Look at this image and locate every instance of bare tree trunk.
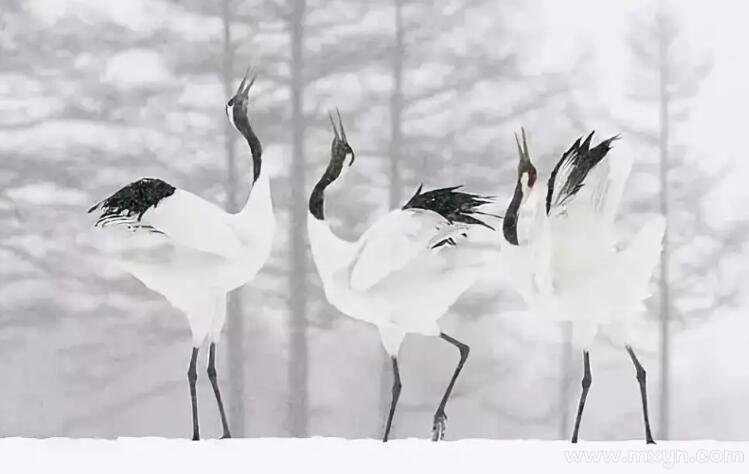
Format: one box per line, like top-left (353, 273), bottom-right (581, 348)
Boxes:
top-left (389, 0), bottom-right (404, 206)
top-left (287, 0), bottom-right (309, 438)
top-left (220, 0), bottom-right (246, 437)
top-left (657, 22), bottom-right (671, 441)
top-left (558, 322), bottom-right (572, 439)
top-left (378, 0), bottom-right (405, 438)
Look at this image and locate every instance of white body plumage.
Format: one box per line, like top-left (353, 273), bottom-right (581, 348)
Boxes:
top-left (500, 133), bottom-right (665, 348)
top-left (308, 208), bottom-right (490, 355)
top-left (307, 112), bottom-right (495, 442)
top-left (88, 70), bottom-right (271, 440)
top-left (109, 173), bottom-right (274, 345)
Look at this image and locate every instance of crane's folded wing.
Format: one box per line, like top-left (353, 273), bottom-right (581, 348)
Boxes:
top-left (348, 209), bottom-right (445, 292)
top-left (137, 189), bottom-right (245, 259)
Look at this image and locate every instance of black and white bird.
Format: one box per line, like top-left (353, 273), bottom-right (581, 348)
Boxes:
top-left (88, 70), bottom-right (274, 440)
top-left (500, 129), bottom-right (664, 444)
top-left (308, 111), bottom-right (495, 442)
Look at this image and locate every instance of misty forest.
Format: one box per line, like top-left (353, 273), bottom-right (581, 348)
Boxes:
top-left (0, 0), bottom-right (747, 442)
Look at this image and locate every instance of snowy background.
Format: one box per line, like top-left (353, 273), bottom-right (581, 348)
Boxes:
top-left (0, 0), bottom-right (747, 441)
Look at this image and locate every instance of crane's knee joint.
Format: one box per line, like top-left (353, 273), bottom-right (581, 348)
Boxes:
top-left (581, 373), bottom-right (592, 389)
top-left (207, 366), bottom-right (217, 379)
top-left (635, 366), bottom-right (646, 384)
top-left (187, 367), bottom-right (198, 383)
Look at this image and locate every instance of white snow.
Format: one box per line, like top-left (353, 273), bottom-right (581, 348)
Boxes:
top-left (0, 439), bottom-right (746, 473)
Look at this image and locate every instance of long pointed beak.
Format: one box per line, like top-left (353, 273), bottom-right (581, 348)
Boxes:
top-left (514, 127), bottom-right (530, 165)
top-left (514, 131), bottom-right (524, 162)
top-left (236, 67), bottom-right (256, 98)
top-left (329, 111), bottom-right (340, 140)
top-left (336, 107), bottom-right (347, 142)
top-left (243, 73), bottom-right (257, 96)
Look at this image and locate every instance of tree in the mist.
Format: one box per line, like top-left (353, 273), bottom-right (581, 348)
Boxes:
top-left (233, 0), bottom-right (387, 436)
top-left (0, 0), bottom-right (296, 436)
top-left (0, 3), bottom-right (191, 434)
top-left (625, 6), bottom-right (744, 439)
top-left (286, 0), bottom-right (309, 438)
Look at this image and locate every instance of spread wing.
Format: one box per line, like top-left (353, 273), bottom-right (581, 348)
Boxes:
top-left (89, 178), bottom-right (244, 258)
top-left (546, 132), bottom-right (619, 218)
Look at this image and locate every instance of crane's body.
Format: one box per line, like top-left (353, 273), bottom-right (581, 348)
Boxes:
top-left (502, 164), bottom-right (663, 347)
top-left (501, 129), bottom-right (663, 444)
top-left (308, 206), bottom-right (490, 353)
top-left (308, 112), bottom-right (495, 441)
top-left (88, 71), bottom-right (273, 440)
top-left (101, 176), bottom-right (274, 343)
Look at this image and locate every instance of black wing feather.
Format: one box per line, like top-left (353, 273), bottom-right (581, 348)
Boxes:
top-left (402, 184), bottom-right (496, 230)
top-left (546, 132), bottom-right (618, 215)
top-left (89, 178), bottom-right (176, 228)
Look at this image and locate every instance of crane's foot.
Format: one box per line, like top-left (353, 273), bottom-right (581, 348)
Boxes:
top-left (220, 431), bottom-right (232, 440)
top-left (192, 433), bottom-right (200, 441)
top-left (431, 410), bottom-right (447, 441)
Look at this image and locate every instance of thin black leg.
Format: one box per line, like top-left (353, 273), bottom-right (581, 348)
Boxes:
top-left (188, 347), bottom-right (200, 441)
top-left (207, 342), bottom-right (232, 439)
top-left (626, 346), bottom-right (656, 444)
top-left (432, 332), bottom-right (470, 441)
top-left (382, 357), bottom-right (402, 442)
top-left (571, 350), bottom-right (591, 443)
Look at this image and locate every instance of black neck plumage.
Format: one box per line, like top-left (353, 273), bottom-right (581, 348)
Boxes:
top-left (233, 107), bottom-right (262, 183)
top-left (309, 160), bottom-right (344, 221)
top-left (502, 180), bottom-right (523, 246)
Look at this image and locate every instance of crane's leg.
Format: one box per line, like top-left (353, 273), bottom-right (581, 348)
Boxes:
top-left (626, 345), bottom-right (656, 444)
top-left (431, 333), bottom-right (470, 441)
top-left (383, 356), bottom-right (402, 442)
top-left (188, 347), bottom-right (200, 441)
top-left (571, 350), bottom-right (591, 443)
top-left (207, 342), bottom-right (232, 439)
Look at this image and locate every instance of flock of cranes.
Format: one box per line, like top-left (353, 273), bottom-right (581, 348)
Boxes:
top-left (88, 69), bottom-right (665, 443)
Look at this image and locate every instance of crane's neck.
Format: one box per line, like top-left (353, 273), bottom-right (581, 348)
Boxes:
top-left (503, 180), bottom-right (523, 246)
top-left (307, 157), bottom-right (353, 279)
top-left (309, 157), bottom-right (345, 221)
top-left (233, 109), bottom-right (262, 185)
top-left (230, 107), bottom-right (272, 221)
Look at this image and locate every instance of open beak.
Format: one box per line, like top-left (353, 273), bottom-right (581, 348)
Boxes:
top-left (514, 127), bottom-right (530, 167)
top-left (329, 111), bottom-right (340, 140)
top-left (236, 67), bottom-right (257, 100)
top-left (336, 108), bottom-right (355, 166)
top-left (329, 108), bottom-right (355, 166)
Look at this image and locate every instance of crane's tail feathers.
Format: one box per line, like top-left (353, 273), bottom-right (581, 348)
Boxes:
top-left (402, 185), bottom-right (496, 230)
top-left (88, 178), bottom-right (176, 229)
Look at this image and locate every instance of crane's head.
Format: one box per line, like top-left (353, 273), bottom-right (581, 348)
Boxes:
top-left (329, 108), bottom-right (355, 171)
top-left (226, 68), bottom-right (256, 135)
top-left (503, 127), bottom-right (537, 246)
top-left (514, 127), bottom-right (537, 200)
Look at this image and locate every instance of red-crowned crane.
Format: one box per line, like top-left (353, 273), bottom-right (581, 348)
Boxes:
top-left (500, 129), bottom-right (664, 444)
top-left (307, 111), bottom-right (496, 442)
top-left (88, 70), bottom-right (274, 440)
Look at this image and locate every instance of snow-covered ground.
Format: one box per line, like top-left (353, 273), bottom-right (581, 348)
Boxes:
top-left (1, 438), bottom-right (746, 473)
